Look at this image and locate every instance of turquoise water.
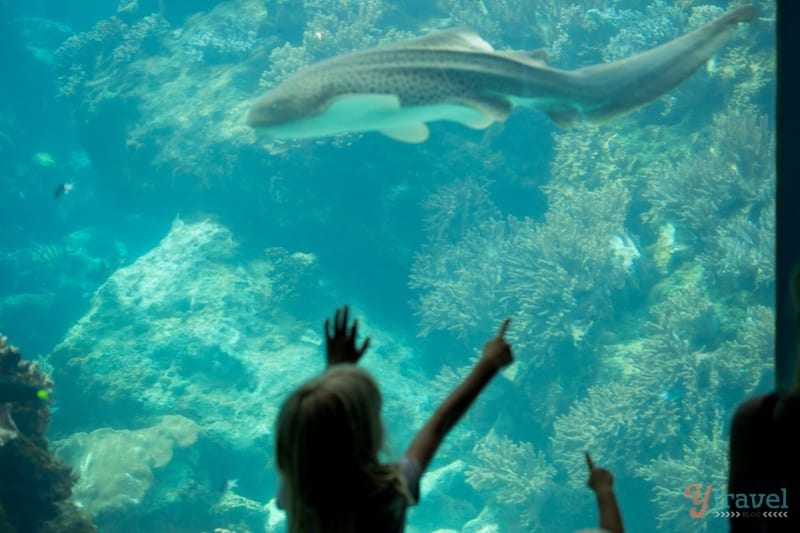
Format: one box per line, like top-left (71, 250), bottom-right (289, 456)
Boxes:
top-left (0, 1), bottom-right (776, 532)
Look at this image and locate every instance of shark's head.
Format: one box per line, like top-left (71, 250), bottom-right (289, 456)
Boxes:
top-left (246, 75), bottom-right (330, 132)
top-left (246, 65), bottom-right (396, 139)
top-left (246, 65), bottom-right (420, 140)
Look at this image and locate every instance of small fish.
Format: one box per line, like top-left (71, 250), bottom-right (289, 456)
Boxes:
top-left (0, 380), bottom-right (49, 403)
top-left (32, 151), bottom-right (56, 168)
top-left (53, 182), bottom-right (74, 198)
top-left (219, 478), bottom-right (239, 494)
top-left (31, 243), bottom-right (68, 263)
top-left (658, 386), bottom-right (683, 403)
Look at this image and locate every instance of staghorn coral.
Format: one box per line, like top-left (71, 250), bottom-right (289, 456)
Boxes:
top-left (551, 257), bottom-right (733, 489)
top-left (465, 430), bottom-right (554, 530)
top-left (504, 180), bottom-right (634, 359)
top-left (258, 0), bottom-right (402, 91)
top-left (420, 177), bottom-right (500, 246)
top-left (502, 256), bottom-right (577, 368)
top-left (636, 410), bottom-right (729, 531)
top-left (707, 304), bottom-right (774, 396)
top-left (551, 249), bottom-right (771, 526)
top-left (54, 15), bottom-right (170, 105)
top-left (699, 205), bottom-right (775, 290)
top-left (642, 104), bottom-right (775, 291)
top-left (600, 2), bottom-right (691, 62)
top-left (429, 362), bottom-right (475, 403)
top-left (708, 0), bottom-right (775, 109)
top-left (550, 381), bottom-right (654, 488)
top-left (411, 177), bottom-right (636, 363)
top-left (180, 1), bottom-right (266, 64)
top-left (646, 261), bottom-right (715, 343)
top-left (0, 335), bottom-right (95, 532)
top-left (301, 0), bottom-right (389, 59)
top-left (410, 217), bottom-right (515, 341)
top-left (53, 1), bottom-right (275, 209)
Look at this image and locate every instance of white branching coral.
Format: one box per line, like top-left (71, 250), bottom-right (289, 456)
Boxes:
top-left (636, 411), bottom-right (729, 531)
top-left (466, 430), bottom-right (554, 505)
top-left (550, 382), bottom-right (649, 488)
top-left (708, 304), bottom-right (774, 395)
top-left (411, 177), bottom-right (636, 364)
top-left (410, 217), bottom-right (514, 340)
top-left (420, 176), bottom-right (500, 245)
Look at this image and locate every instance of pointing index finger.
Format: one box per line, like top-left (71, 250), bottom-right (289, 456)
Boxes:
top-left (585, 451), bottom-right (594, 471)
top-left (496, 318), bottom-right (510, 338)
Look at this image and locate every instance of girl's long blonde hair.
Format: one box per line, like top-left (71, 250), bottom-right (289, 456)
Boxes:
top-left (275, 364), bottom-right (411, 532)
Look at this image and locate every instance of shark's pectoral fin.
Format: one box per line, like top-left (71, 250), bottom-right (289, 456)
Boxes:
top-left (453, 96), bottom-right (513, 129)
top-left (546, 109), bottom-right (580, 128)
top-left (379, 123), bottom-right (430, 143)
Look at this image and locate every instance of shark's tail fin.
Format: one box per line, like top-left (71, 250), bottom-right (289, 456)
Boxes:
top-left (575, 5), bottom-right (754, 124)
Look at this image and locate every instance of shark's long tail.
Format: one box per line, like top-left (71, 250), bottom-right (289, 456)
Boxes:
top-left (572, 5), bottom-right (755, 123)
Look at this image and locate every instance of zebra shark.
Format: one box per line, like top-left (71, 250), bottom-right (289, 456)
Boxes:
top-left (247, 5), bottom-right (754, 143)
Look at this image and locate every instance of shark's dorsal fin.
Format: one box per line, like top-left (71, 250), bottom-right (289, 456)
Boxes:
top-left (387, 27), bottom-right (494, 52)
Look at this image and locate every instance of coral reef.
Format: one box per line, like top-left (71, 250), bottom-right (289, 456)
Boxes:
top-left (466, 431), bottom-right (554, 506)
top-left (53, 1), bottom-right (273, 211)
top-left (550, 381), bottom-right (668, 489)
top-left (410, 217), bottom-right (516, 341)
top-left (39, 217), bottom-right (441, 531)
top-left (411, 177), bottom-right (634, 366)
top-left (0, 334), bottom-right (95, 532)
top-left (465, 430), bottom-right (554, 532)
top-left (409, 17), bottom-right (773, 523)
top-left (419, 177), bottom-right (500, 246)
top-left (636, 410), bottom-right (729, 531)
top-left (708, 303), bottom-right (774, 396)
top-left (49, 219), bottom-right (323, 448)
top-left (52, 415), bottom-right (200, 517)
top-left (54, 15), bottom-right (170, 105)
top-left (38, 0), bottom-right (776, 530)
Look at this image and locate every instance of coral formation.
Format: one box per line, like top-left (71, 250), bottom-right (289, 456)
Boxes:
top-left (34, 216), bottom-right (438, 530)
top-left (37, 0), bottom-right (776, 530)
top-left (53, 1), bottom-right (273, 210)
top-left (49, 219), bottom-right (323, 448)
top-left (636, 411), bottom-right (729, 531)
top-left (0, 334), bottom-right (95, 532)
top-left (409, 12), bottom-right (773, 525)
top-left (410, 217), bottom-right (516, 341)
top-left (412, 177), bottom-right (634, 366)
top-left (419, 177), bottom-right (500, 246)
top-left (52, 415), bottom-right (201, 517)
top-left (465, 430), bottom-right (554, 532)
top-left (466, 431), bottom-right (554, 506)
top-left (54, 15), bottom-right (170, 105)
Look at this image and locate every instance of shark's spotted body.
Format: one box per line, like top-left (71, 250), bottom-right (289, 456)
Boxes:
top-left (247, 6), bottom-right (754, 143)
